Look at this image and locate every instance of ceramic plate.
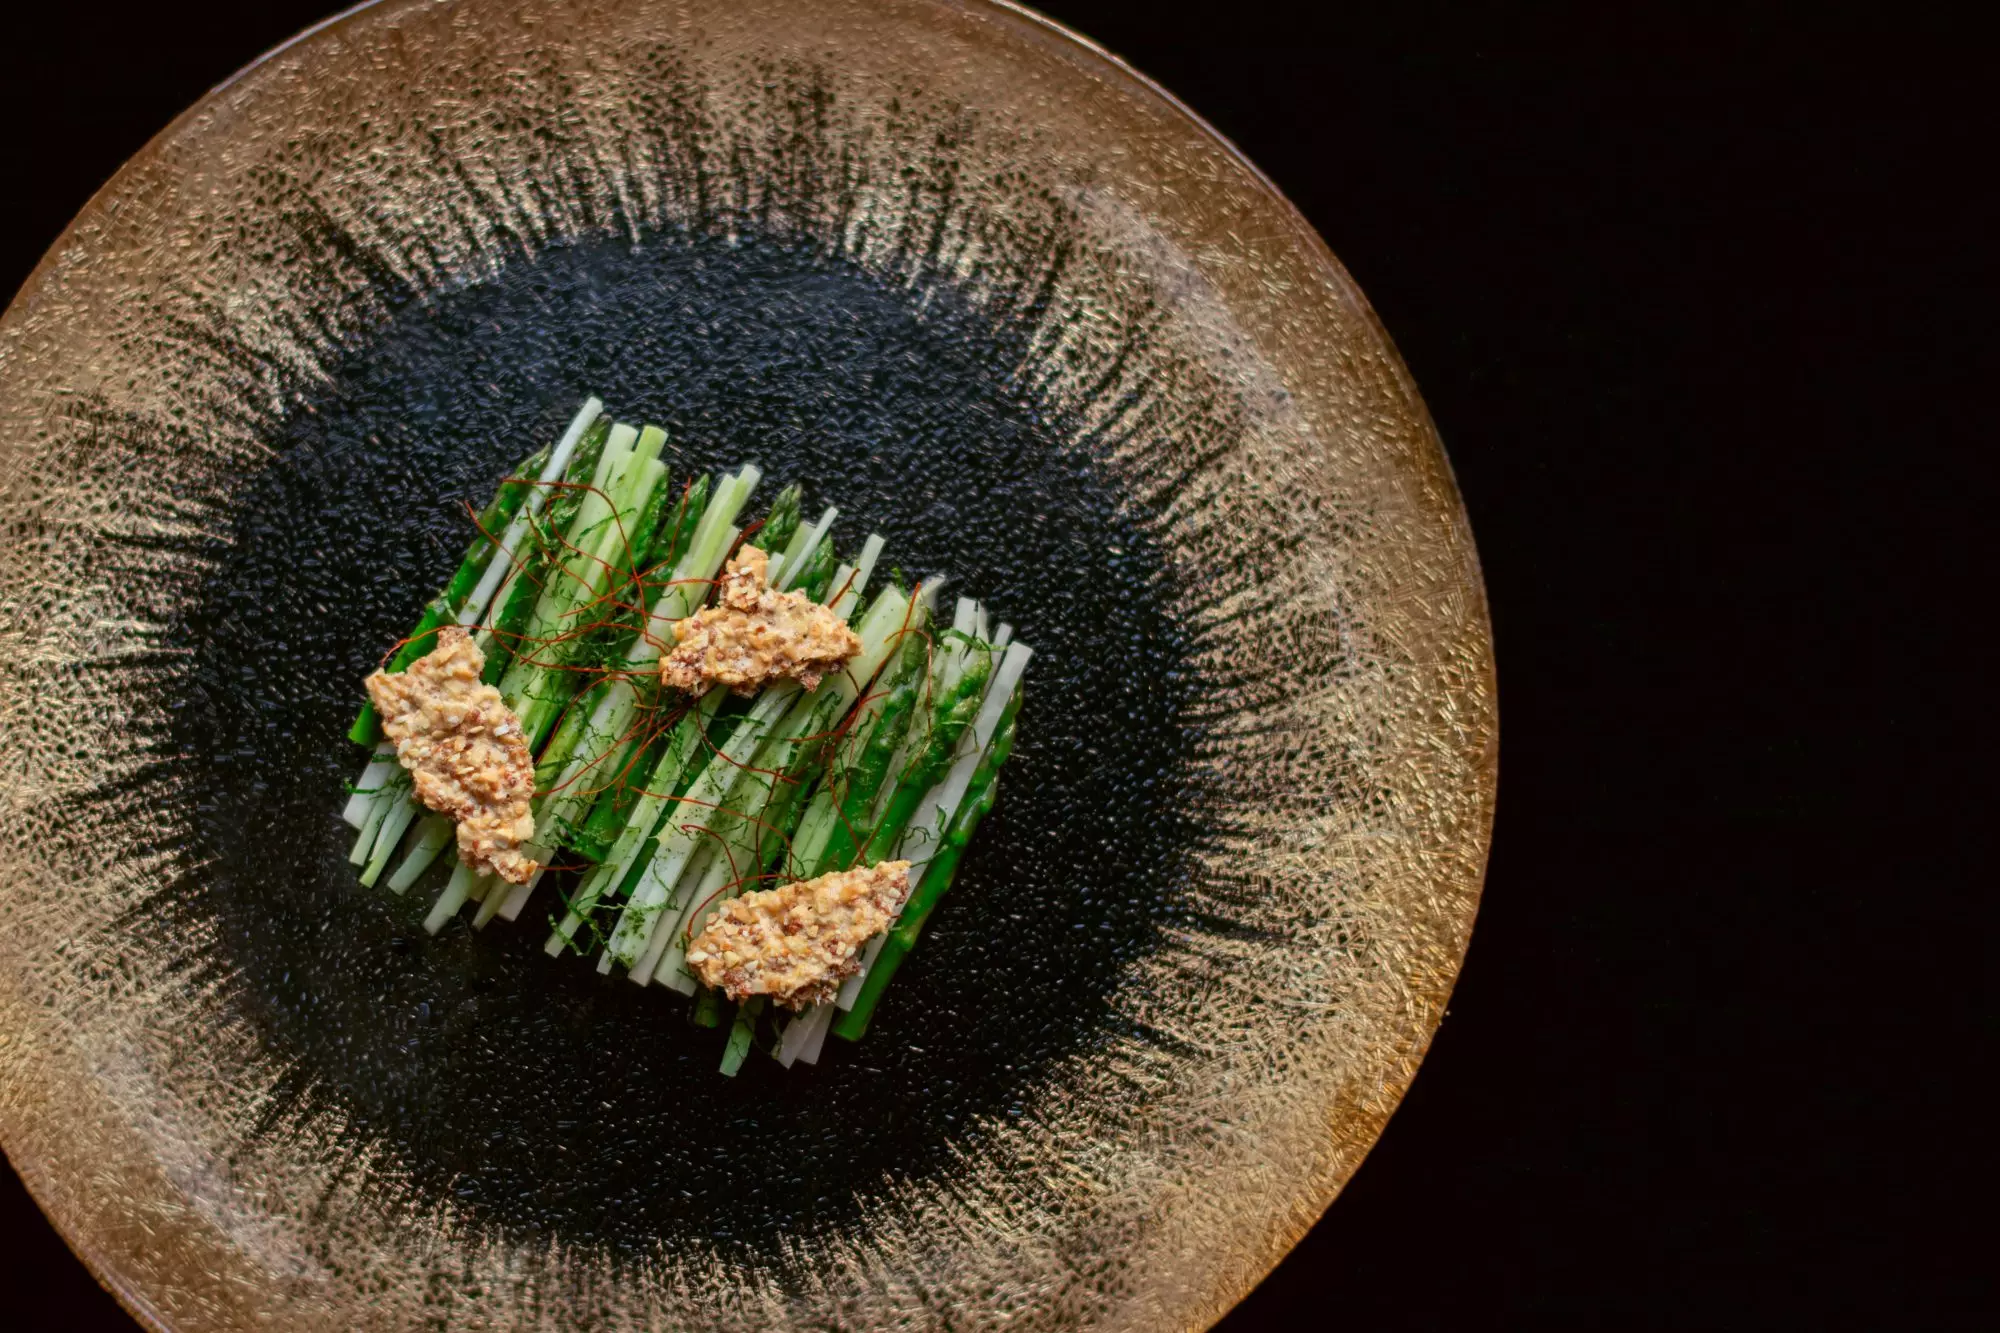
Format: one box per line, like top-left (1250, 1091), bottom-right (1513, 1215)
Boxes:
top-left (0, 2), bottom-right (1495, 1328)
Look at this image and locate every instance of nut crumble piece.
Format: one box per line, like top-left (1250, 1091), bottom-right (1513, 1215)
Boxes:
top-left (686, 860), bottom-right (913, 1009)
top-left (660, 545), bottom-right (862, 696)
top-left (365, 626), bottom-right (540, 884)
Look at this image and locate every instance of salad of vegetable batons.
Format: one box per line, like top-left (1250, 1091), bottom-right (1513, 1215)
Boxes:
top-left (342, 398), bottom-right (1029, 1074)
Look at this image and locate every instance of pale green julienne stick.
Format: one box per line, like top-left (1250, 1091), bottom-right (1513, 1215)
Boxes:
top-left (389, 817), bottom-right (452, 895)
top-left (423, 861), bottom-right (481, 934)
top-left (358, 797), bottom-right (420, 887)
top-left (643, 685), bottom-right (843, 990)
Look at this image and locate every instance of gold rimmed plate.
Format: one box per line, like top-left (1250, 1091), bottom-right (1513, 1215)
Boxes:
top-left (0, 2), bottom-right (1495, 1328)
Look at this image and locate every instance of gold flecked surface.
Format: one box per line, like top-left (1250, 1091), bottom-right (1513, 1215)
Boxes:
top-left (0, 1), bottom-right (1497, 1330)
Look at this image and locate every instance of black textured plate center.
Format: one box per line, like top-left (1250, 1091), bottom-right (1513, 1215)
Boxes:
top-left (159, 231), bottom-right (1198, 1255)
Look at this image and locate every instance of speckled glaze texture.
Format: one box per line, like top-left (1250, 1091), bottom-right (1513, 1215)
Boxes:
top-left (0, 1), bottom-right (1495, 1329)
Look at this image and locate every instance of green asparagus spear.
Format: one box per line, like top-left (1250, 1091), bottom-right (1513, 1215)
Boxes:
top-left (860, 648), bottom-right (994, 865)
top-left (793, 532), bottom-right (839, 603)
top-left (543, 417), bottom-right (615, 540)
top-left (444, 442), bottom-right (550, 607)
top-left (748, 483), bottom-right (803, 556)
top-left (811, 628), bottom-right (930, 873)
top-left (346, 441), bottom-right (554, 744)
top-left (835, 689), bottom-right (1019, 1039)
top-left (478, 418), bottom-right (614, 685)
top-left (727, 685), bottom-right (845, 877)
top-left (605, 458), bottom-right (677, 612)
top-left (567, 723), bottom-right (671, 862)
top-left (644, 473), bottom-right (710, 599)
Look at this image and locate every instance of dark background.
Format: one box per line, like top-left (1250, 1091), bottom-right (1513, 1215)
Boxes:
top-left (1, 2), bottom-right (1978, 1328)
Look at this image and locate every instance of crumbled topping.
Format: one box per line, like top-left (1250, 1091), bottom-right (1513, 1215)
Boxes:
top-left (365, 626), bottom-right (539, 884)
top-left (660, 544), bottom-right (862, 696)
top-left (686, 861), bottom-right (913, 1009)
